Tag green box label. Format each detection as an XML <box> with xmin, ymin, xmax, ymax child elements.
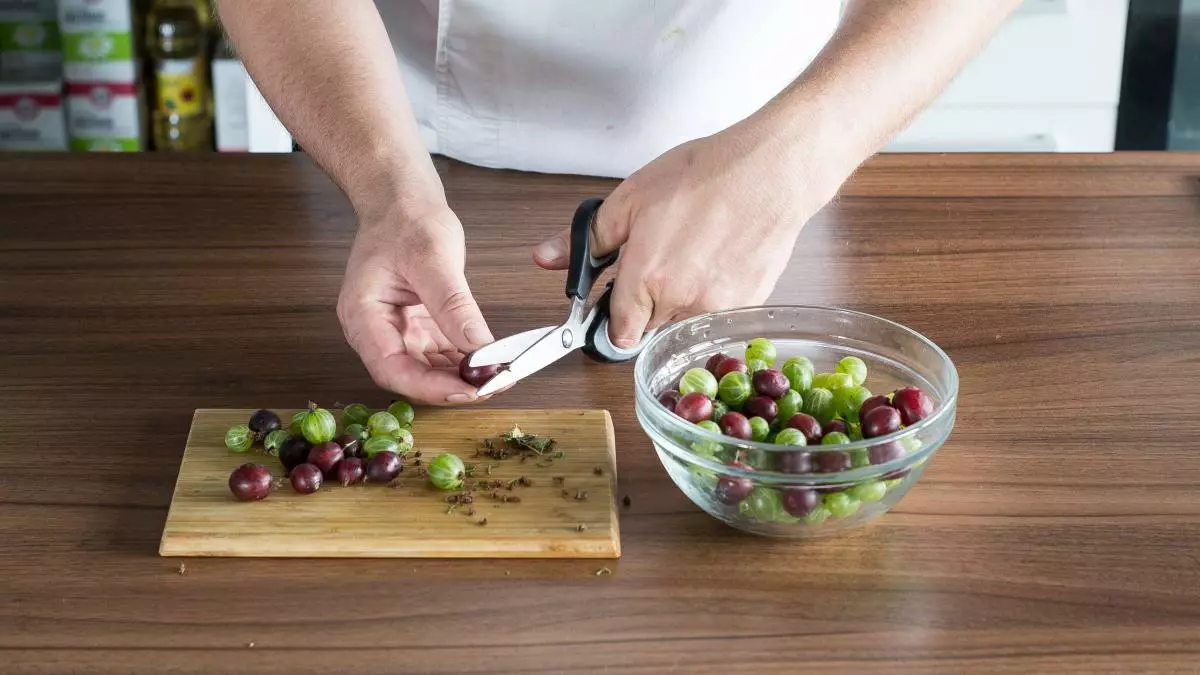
<box><xmin>62</xmin><ymin>31</ymin><xmax>131</xmax><ymax>62</ymax></box>
<box><xmin>69</xmin><ymin>136</ymin><xmax>140</xmax><ymax>152</ymax></box>
<box><xmin>0</xmin><ymin>20</ymin><xmax>59</xmax><ymax>51</ymax></box>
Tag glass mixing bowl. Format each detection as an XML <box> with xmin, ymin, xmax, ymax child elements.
<box><xmin>634</xmin><ymin>306</ymin><xmax>958</xmax><ymax>538</ymax></box>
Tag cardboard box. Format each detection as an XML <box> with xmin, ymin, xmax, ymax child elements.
<box><xmin>0</xmin><ymin>78</ymin><xmax>66</xmax><ymax>150</ymax></box>
<box><xmin>212</xmin><ymin>55</ymin><xmax>291</xmax><ymax>153</ymax></box>
<box><xmin>0</xmin><ymin>0</ymin><xmax>62</xmax><ymax>81</ymax></box>
<box><xmin>56</xmin><ymin>0</ymin><xmax>136</xmax><ymax>82</ymax></box>
<box><xmin>64</xmin><ymin>79</ymin><xmax>140</xmax><ymax>150</ymax></box>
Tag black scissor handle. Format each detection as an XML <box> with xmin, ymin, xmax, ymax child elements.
<box><xmin>582</xmin><ymin>281</ymin><xmax>655</xmax><ymax>363</ymax></box>
<box><xmin>565</xmin><ymin>197</ymin><xmax>619</xmax><ymax>302</ymax></box>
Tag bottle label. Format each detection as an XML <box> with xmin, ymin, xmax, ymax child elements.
<box><xmin>156</xmin><ymin>57</ymin><xmax>203</xmax><ymax>116</ymax></box>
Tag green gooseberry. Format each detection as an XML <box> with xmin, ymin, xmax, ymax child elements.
<box><xmin>300</xmin><ymin>406</ymin><xmax>337</xmax><ymax>444</ymax></box>
<box><xmin>224</xmin><ymin>424</ymin><xmax>254</xmax><ymax>453</ymax></box>
<box><xmin>902</xmin><ymin>436</ymin><xmax>924</xmax><ymax>454</ymax></box>
<box><xmin>342</xmin><ymin>403</ymin><xmax>372</xmax><ymax>428</ymax></box>
<box><xmin>824</xmin><ymin>492</ymin><xmax>861</xmax><ymax>518</ymax></box>
<box><xmin>744</xmin><ymin>338</ymin><xmax>777</xmax><ymax>367</ymax></box>
<box><xmin>847</xmin><ymin>421</ymin><xmax>863</xmax><ymax>441</ymax></box>
<box><xmin>717</xmin><ymin>371</ymin><xmax>752</xmax><ymax>408</ymax></box>
<box><xmin>826</xmin><ymin>372</ymin><xmax>855</xmax><ymax>392</ymax></box>
<box><xmin>836</xmin><ymin>356</ymin><xmax>868</xmax><ymax>387</ymax></box>
<box><xmin>680</xmin><ymin>367</ymin><xmax>719</xmax><ymax>399</ymax></box>
<box><xmin>745</xmin><ymin>448</ymin><xmax>771</xmax><ymax>470</ymax></box>
<box><xmin>746</xmin><ymin>359</ymin><xmax>770</xmax><ymax>374</ymax></box>
<box><xmin>749</xmin><ymin>416</ymin><xmax>770</xmax><ymax>442</ymax></box>
<box><xmin>849</xmin><ymin>480</ymin><xmax>887</xmax><ymax>503</ymax></box>
<box><xmin>696</xmin><ymin>420</ymin><xmax>721</xmax><ymax>434</ymax></box>
<box><xmin>394</xmin><ymin>427</ymin><xmax>414</xmax><ymax>454</ymax></box>
<box><xmin>367</xmin><ymin>411</ymin><xmax>401</xmax><ymax>438</ymax></box>
<box><xmin>775</xmin><ymin>390</ymin><xmax>803</xmax><ymax>428</ymax></box>
<box><xmin>263</xmin><ymin>429</ymin><xmax>290</xmax><ymax>455</ymax></box>
<box><xmin>804</xmin><ymin>506</ymin><xmax>831</xmax><ymax>526</ymax></box>
<box><xmin>363</xmin><ymin>435</ymin><xmax>400</xmax><ymax>458</ymax></box>
<box><xmin>821</xmin><ymin>431</ymin><xmax>851</xmax><ymax>445</ymax></box>
<box><xmin>428</xmin><ymin>453</ymin><xmax>466</xmax><ymax>491</ymax></box>
<box><xmin>883</xmin><ymin>478</ymin><xmax>904</xmax><ymax>491</ymax></box>
<box><xmin>802</xmin><ymin>388</ymin><xmax>836</xmax><ymax>424</ymax></box>
<box><xmin>774</xmin><ymin>428</ymin><xmax>807</xmax><ymax>446</ymax></box>
<box><xmin>387</xmin><ymin>400</ymin><xmax>415</xmax><ymax>427</ymax></box>
<box><xmin>690</xmin><ymin>440</ymin><xmax>722</xmax><ymax>459</ymax></box>
<box><xmin>811</xmin><ymin>372</ymin><xmax>836</xmax><ymax>390</ymax></box>
<box><xmin>289</xmin><ymin>411</ymin><xmax>306</xmax><ymax>436</ymax></box>
<box><xmin>835</xmin><ymin>385</ymin><xmax>873</xmax><ymax>420</ymax></box>
<box><xmin>710</xmin><ymin>400</ymin><xmax>730</xmax><ymax>424</ymax></box>
<box><xmin>343</xmin><ymin>423</ymin><xmax>369</xmax><ymax>442</ymax></box>
<box><xmin>782</xmin><ymin>358</ymin><xmax>814</xmax><ymax>393</ymax></box>
<box><xmin>850</xmin><ymin>448</ymin><xmax>870</xmax><ymax>468</ymax></box>
<box><xmin>744</xmin><ymin>487</ymin><xmax>786</xmax><ymax>523</ymax></box>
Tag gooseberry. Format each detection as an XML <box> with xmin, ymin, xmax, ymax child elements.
<box><xmin>675</xmin><ymin>392</ymin><xmax>713</xmax><ymax>423</ymax></box>
<box><xmin>775</xmin><ymin>449</ymin><xmax>812</xmax><ymax>474</ymax></box>
<box><xmin>748</xmin><ymin>416</ymin><xmax>770</xmax><ymax>442</ymax></box>
<box><xmin>868</xmin><ymin>441</ymin><xmax>905</xmax><ymax>465</ymax></box>
<box><xmin>248</xmin><ymin>409</ymin><xmax>281</xmax><ymax>437</ymax></box>
<box><xmin>785</xmin><ymin>413</ymin><xmax>822</xmax><ymax>444</ymax></box>
<box><xmin>744</xmin><ymin>487</ymin><xmax>785</xmax><ymax>522</ymax></box>
<box><xmin>428</xmin><ymin>453</ymin><xmax>466</xmax><ymax>490</ymax></box>
<box><xmin>774</xmin><ymin>390</ymin><xmax>803</xmax><ymax>427</ymax></box>
<box><xmin>821</xmin><ymin>431</ymin><xmax>851</xmax><ymax>445</ymax></box>
<box><xmin>459</xmin><ymin>355</ymin><xmax>502</xmax><ymax>387</ymax></box>
<box><xmin>815</xmin><ymin>451</ymin><xmax>850</xmax><ymax>473</ymax></box>
<box><xmin>342</xmin><ymin>403</ymin><xmax>372</xmax><ymax>428</ymax></box>
<box><xmin>289</xmin><ymin>411</ymin><xmax>306</xmax><ymax>436</ymax></box>
<box><xmin>862</xmin><ymin>405</ymin><xmax>901</xmax><ymax>438</ymax></box>
<box><xmin>835</xmin><ymin>385</ymin><xmax>873</xmax><ymax>420</ymax></box>
<box><xmin>387</xmin><ymin>400</ymin><xmax>416</xmax><ymax>427</ymax></box>
<box><xmin>774</xmin><ymin>428</ymin><xmax>807</xmax><ymax>446</ymax></box>
<box><xmin>801</xmin><ymin>388</ymin><xmax>836</xmax><ymax>424</ymax></box>
<box><xmin>892</xmin><ymin>386</ymin><xmax>934</xmax><ymax>426</ymax></box>
<box><xmin>224</xmin><ymin>424</ymin><xmax>254</xmax><ymax>453</ymax></box>
<box><xmin>336</xmin><ymin>457</ymin><xmax>365</xmax><ymax>486</ymax></box>
<box><xmin>750</xmin><ymin>369</ymin><xmax>786</xmax><ymax>399</ymax></box>
<box><xmin>717</xmin><ymin>371</ymin><xmax>753</xmax><ymax>408</ymax></box>
<box><xmin>307</xmin><ymin>441</ymin><xmax>344</xmax><ymax>477</ymax></box>
<box><xmin>290</xmin><ymin>463</ymin><xmax>323</xmax><ymax>494</ymax></box>
<box><xmin>394</xmin><ymin>427</ymin><xmax>414</xmax><ymax>454</ymax></box>
<box><xmin>744</xmin><ymin>338</ymin><xmax>777</xmax><ymax>366</ymax></box>
<box><xmin>334</xmin><ymin>433</ymin><xmax>362</xmax><ymax>458</ymax></box>
<box><xmin>858</xmin><ymin>395</ymin><xmax>892</xmax><ymax>420</ymax></box>
<box><xmin>658</xmin><ymin>390</ymin><xmax>682</xmax><ymax>410</ymax></box>
<box><xmin>781</xmin><ymin>356</ymin><xmax>814</xmax><ymax>393</ymax></box>
<box><xmin>710</xmin><ymin>399</ymin><xmax>730</xmax><ymax>423</ymax></box>
<box><xmin>363</xmin><ymin>435</ymin><xmax>400</xmax><ymax>458</ymax></box>
<box><xmin>299</xmin><ymin>405</ymin><xmax>337</xmax><ymax>444</ymax></box>
<box><xmin>849</xmin><ymin>480</ymin><xmax>887</xmax><ymax>503</ymax></box>
<box><xmin>704</xmin><ymin>353</ymin><xmax>728</xmax><ymax>374</ymax></box>
<box><xmin>365</xmin><ymin>451</ymin><xmax>403</xmax><ymax>482</ymax></box>
<box><xmin>714</xmin><ymin>462</ymin><xmax>754</xmax><ymax>505</ymax></box>
<box><xmin>824</xmin><ymin>492</ymin><xmax>861</xmax><ymax>518</ymax></box>
<box><xmin>714</xmin><ymin>357</ymin><xmax>748</xmax><ymax>379</ymax></box>
<box><xmin>278</xmin><ymin>436</ymin><xmax>312</xmax><ymax>474</ymax></box>
<box><xmin>836</xmin><ymin>356</ymin><xmax>868</xmax><ymax>386</ymax></box>
<box><xmin>811</xmin><ymin>372</ymin><xmax>836</xmax><ymax>390</ymax></box>
<box><xmin>695</xmin><ymin>420</ymin><xmax>721</xmax><ymax>434</ymax></box>
<box><xmin>228</xmin><ymin>463</ymin><xmax>271</xmax><ymax>502</ymax></box>
<box><xmin>680</xmin><ymin>367</ymin><xmax>719</xmax><ymax>399</ymax></box>
<box><xmin>746</xmin><ymin>359</ymin><xmax>770</xmax><ymax>374</ymax></box>
<box><xmin>718</xmin><ymin>411</ymin><xmax>752</xmax><ymax>440</ymax></box>
<box><xmin>367</xmin><ymin>411</ymin><xmax>401</xmax><ymax>438</ymax></box>
<box><xmin>822</xmin><ymin>419</ymin><xmax>848</xmax><ymax>437</ymax></box>
<box><xmin>263</xmin><ymin>429</ymin><xmax>290</xmax><ymax>455</ymax></box>
<box><xmin>826</xmin><ymin>372</ymin><xmax>855</xmax><ymax>392</ymax></box>
<box><xmin>782</xmin><ymin>487</ymin><xmax>819</xmax><ymax>517</ymax></box>
<box><xmin>743</xmin><ymin>395</ymin><xmax>778</xmax><ymax>424</ymax></box>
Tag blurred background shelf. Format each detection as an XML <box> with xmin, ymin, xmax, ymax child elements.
<box><xmin>0</xmin><ymin>0</ymin><xmax>1196</xmax><ymax>155</ymax></box>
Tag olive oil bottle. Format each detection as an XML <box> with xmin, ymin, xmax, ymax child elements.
<box><xmin>146</xmin><ymin>0</ymin><xmax>211</xmax><ymax>150</ymax></box>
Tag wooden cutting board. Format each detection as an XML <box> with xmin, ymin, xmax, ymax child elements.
<box><xmin>159</xmin><ymin>408</ymin><xmax>620</xmax><ymax>559</ymax></box>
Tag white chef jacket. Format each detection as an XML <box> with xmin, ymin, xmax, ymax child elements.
<box><xmin>376</xmin><ymin>1</ymin><xmax>842</xmax><ymax>178</ymax></box>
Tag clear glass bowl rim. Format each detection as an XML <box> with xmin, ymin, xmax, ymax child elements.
<box><xmin>633</xmin><ymin>305</ymin><xmax>960</xmax><ymax>465</ymax></box>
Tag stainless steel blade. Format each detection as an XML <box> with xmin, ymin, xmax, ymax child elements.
<box><xmin>467</xmin><ymin>326</ymin><xmax>555</xmax><ymax>367</ymax></box>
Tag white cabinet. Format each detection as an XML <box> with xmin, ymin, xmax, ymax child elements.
<box><xmin>885</xmin><ymin>0</ymin><xmax>1129</xmax><ymax>153</ymax></box>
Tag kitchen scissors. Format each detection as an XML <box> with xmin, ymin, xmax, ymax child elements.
<box><xmin>466</xmin><ymin>197</ymin><xmax>652</xmax><ymax>397</ymax></box>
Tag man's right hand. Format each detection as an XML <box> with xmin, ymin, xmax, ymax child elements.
<box><xmin>337</xmin><ymin>204</ymin><xmax>494</xmax><ymax>405</ymax></box>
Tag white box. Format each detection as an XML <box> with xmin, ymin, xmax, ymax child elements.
<box><xmin>63</xmin><ymin>78</ymin><xmax>142</xmax><ymax>150</ymax></box>
<box><xmin>0</xmin><ymin>79</ymin><xmax>66</xmax><ymax>150</ymax></box>
<box><xmin>57</xmin><ymin>0</ymin><xmax>136</xmax><ymax>83</ymax></box>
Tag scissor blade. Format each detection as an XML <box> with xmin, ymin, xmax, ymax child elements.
<box><xmin>467</xmin><ymin>326</ymin><xmax>555</xmax><ymax>367</ymax></box>
<box><xmin>475</xmin><ymin>325</ymin><xmax>578</xmax><ymax>397</ymax></box>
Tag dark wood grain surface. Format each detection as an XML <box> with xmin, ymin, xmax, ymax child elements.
<box><xmin>2</xmin><ymin>153</ymin><xmax>1200</xmax><ymax>674</ymax></box>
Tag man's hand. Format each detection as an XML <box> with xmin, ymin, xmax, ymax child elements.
<box><xmin>534</xmin><ymin>127</ymin><xmax>829</xmax><ymax>346</ymax></box>
<box><xmin>338</xmin><ymin>204</ymin><xmax>493</xmax><ymax>404</ymax></box>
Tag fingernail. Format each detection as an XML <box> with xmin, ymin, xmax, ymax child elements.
<box><xmin>463</xmin><ymin>320</ymin><xmax>493</xmax><ymax>347</ymax></box>
<box><xmin>446</xmin><ymin>393</ymin><xmax>475</xmax><ymax>403</ymax></box>
<box><xmin>534</xmin><ymin>237</ymin><xmax>568</xmax><ymax>264</ymax></box>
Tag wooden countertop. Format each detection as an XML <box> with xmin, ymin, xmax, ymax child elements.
<box><xmin>2</xmin><ymin>153</ymin><xmax>1199</xmax><ymax>673</ymax></box>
